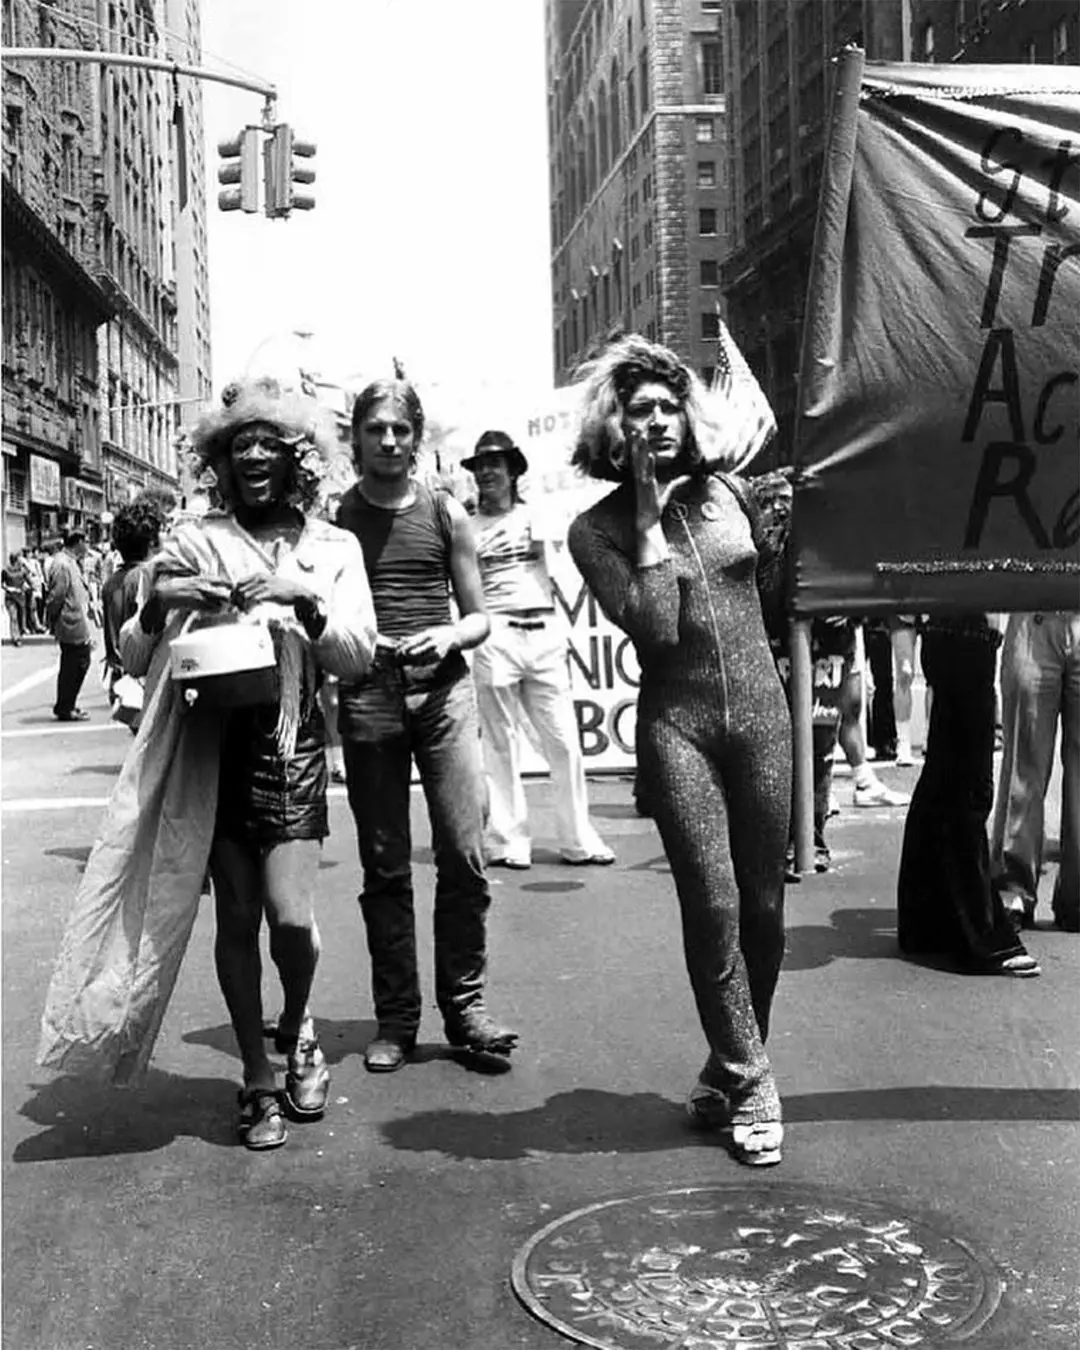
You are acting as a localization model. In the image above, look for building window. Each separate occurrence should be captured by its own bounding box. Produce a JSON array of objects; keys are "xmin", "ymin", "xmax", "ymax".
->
[
  {"xmin": 701, "ymin": 0, "xmax": 721, "ymax": 11},
  {"xmin": 645, "ymin": 270, "xmax": 654, "ymax": 298},
  {"xmin": 643, "ymin": 173, "xmax": 652, "ymax": 200},
  {"xmin": 695, "ymin": 116, "xmax": 715, "ymax": 143},
  {"xmin": 700, "ymin": 365, "xmax": 716, "ymax": 386},
  {"xmin": 699, "ymin": 207, "xmax": 718, "ymax": 235},
  {"xmin": 700, "ymin": 259, "xmax": 719, "ymax": 287},
  {"xmin": 643, "ymin": 219, "xmax": 653, "ymax": 246},
  {"xmin": 697, "ymin": 160, "xmax": 716, "ymax": 188},
  {"xmin": 1053, "ymin": 19, "xmax": 1069, "ymax": 62},
  {"xmin": 627, "ymin": 71, "xmax": 637, "ymax": 129},
  {"xmin": 701, "ymin": 40, "xmax": 723, "ymax": 96},
  {"xmin": 639, "ymin": 47, "xmax": 650, "ymax": 114},
  {"xmin": 702, "ymin": 312, "xmax": 720, "ymax": 339}
]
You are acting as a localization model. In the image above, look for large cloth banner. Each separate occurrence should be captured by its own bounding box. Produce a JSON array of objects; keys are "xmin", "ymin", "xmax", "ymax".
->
[{"xmin": 793, "ymin": 61, "xmax": 1080, "ymax": 615}]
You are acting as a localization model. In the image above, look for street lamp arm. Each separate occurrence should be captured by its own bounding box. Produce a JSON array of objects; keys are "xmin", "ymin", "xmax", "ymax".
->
[{"xmin": 1, "ymin": 46, "xmax": 277, "ymax": 109}]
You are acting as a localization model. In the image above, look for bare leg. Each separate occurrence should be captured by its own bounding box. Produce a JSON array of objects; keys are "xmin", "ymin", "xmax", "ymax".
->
[
  {"xmin": 210, "ymin": 836, "xmax": 275, "ymax": 1092},
  {"xmin": 262, "ymin": 838, "xmax": 322, "ymax": 1041}
]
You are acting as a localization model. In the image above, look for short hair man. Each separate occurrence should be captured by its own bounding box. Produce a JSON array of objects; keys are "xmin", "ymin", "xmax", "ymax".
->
[
  {"xmin": 44, "ymin": 530, "xmax": 93, "ymax": 721},
  {"xmin": 335, "ymin": 376, "xmax": 517, "ymax": 1072},
  {"xmin": 465, "ymin": 429, "xmax": 614, "ymax": 869}
]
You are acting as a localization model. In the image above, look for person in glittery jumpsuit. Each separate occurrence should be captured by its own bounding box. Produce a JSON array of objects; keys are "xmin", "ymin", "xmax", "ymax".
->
[{"xmin": 568, "ymin": 335, "xmax": 790, "ymax": 1167}]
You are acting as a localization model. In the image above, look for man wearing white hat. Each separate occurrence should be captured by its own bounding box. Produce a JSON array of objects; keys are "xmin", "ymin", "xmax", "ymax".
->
[{"xmin": 465, "ymin": 430, "xmax": 614, "ymax": 870}]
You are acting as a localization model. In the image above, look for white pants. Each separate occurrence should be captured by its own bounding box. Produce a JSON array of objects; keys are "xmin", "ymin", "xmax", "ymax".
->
[{"xmin": 474, "ymin": 615, "xmax": 609, "ymax": 863}]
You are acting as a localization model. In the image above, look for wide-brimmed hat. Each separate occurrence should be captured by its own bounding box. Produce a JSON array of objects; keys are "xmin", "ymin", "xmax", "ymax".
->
[{"xmin": 461, "ymin": 429, "xmax": 529, "ymax": 478}]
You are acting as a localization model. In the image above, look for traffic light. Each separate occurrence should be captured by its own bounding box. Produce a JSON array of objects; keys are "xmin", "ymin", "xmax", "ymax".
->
[
  {"xmin": 217, "ymin": 128, "xmax": 260, "ymax": 213},
  {"xmin": 264, "ymin": 123, "xmax": 316, "ymax": 219}
]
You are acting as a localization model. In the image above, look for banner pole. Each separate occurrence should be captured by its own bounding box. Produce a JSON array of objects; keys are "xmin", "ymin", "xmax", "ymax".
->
[
  {"xmin": 790, "ymin": 618, "xmax": 815, "ymax": 874},
  {"xmin": 790, "ymin": 44, "xmax": 865, "ymax": 874}
]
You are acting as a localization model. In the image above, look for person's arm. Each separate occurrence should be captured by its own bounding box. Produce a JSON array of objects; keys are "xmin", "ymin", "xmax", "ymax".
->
[
  {"xmin": 306, "ymin": 534, "xmax": 377, "ymax": 679},
  {"xmin": 567, "ymin": 512, "xmax": 681, "ymax": 651},
  {"xmin": 43, "ymin": 558, "xmax": 70, "ymax": 627},
  {"xmin": 396, "ymin": 495, "xmax": 490, "ymax": 664}
]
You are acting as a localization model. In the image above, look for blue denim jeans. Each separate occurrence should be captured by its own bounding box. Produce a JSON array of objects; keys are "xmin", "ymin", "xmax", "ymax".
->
[{"xmin": 339, "ymin": 662, "xmax": 491, "ymax": 1038}]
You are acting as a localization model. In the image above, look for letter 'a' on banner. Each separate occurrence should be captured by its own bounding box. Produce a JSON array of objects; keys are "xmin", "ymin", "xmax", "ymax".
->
[{"xmin": 791, "ymin": 55, "xmax": 1080, "ymax": 616}]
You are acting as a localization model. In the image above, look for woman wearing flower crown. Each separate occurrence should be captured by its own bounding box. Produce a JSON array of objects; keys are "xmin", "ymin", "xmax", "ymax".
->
[
  {"xmin": 567, "ymin": 334, "xmax": 790, "ymax": 1168},
  {"xmin": 38, "ymin": 375, "xmax": 376, "ymax": 1151}
]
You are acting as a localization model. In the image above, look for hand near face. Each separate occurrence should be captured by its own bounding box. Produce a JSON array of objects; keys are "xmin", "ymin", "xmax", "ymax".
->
[{"xmin": 629, "ymin": 427, "xmax": 692, "ymax": 530}]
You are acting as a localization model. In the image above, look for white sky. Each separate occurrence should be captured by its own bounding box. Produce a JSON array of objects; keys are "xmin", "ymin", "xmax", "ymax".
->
[{"xmin": 200, "ymin": 0, "xmax": 554, "ymax": 423}]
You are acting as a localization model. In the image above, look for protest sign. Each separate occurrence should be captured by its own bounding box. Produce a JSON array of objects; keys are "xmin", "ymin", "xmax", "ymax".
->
[
  {"xmin": 793, "ymin": 60, "xmax": 1080, "ymax": 615},
  {"xmin": 454, "ymin": 386, "xmax": 639, "ymax": 773}
]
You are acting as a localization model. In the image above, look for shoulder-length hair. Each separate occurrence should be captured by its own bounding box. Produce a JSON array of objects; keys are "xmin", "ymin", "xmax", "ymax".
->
[{"xmin": 570, "ymin": 334, "xmax": 732, "ymax": 483}]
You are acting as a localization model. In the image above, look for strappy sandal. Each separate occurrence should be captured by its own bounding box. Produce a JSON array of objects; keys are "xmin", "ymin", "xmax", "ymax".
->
[
  {"xmin": 723, "ymin": 1121, "xmax": 783, "ymax": 1167},
  {"xmin": 237, "ymin": 1089, "xmax": 288, "ymax": 1151}
]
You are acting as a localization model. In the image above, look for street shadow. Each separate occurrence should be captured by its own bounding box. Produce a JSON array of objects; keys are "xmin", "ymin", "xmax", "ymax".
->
[
  {"xmin": 12, "ymin": 1069, "xmax": 240, "ymax": 1160},
  {"xmin": 183, "ymin": 1016, "xmax": 378, "ymax": 1067},
  {"xmin": 783, "ymin": 907, "xmax": 898, "ymax": 971},
  {"xmin": 380, "ymin": 1084, "xmax": 1080, "ymax": 1161},
  {"xmin": 520, "ymin": 880, "xmax": 587, "ymax": 895},
  {"xmin": 628, "ymin": 852, "xmax": 672, "ymax": 874},
  {"xmin": 590, "ymin": 802, "xmax": 647, "ymax": 821},
  {"xmin": 181, "ymin": 1017, "xmax": 513, "ymax": 1076},
  {"xmin": 43, "ymin": 845, "xmax": 92, "ymax": 872}
]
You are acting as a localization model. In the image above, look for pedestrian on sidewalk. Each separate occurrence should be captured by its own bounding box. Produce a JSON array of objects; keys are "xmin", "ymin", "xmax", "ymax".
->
[
  {"xmin": 2, "ymin": 551, "xmax": 28, "ymax": 645},
  {"xmin": 44, "ymin": 530, "xmax": 94, "ymax": 720},
  {"xmin": 837, "ymin": 644, "xmax": 910, "ymax": 810},
  {"xmin": 465, "ymin": 429, "xmax": 614, "ymax": 871},
  {"xmin": 991, "ymin": 611, "xmax": 1080, "ymax": 933},
  {"xmin": 335, "ymin": 373, "xmax": 518, "ymax": 1074},
  {"xmin": 568, "ymin": 334, "xmax": 790, "ymax": 1168},
  {"xmin": 38, "ymin": 374, "xmax": 377, "ymax": 1151},
  {"xmin": 23, "ymin": 547, "xmax": 45, "ymax": 633},
  {"xmin": 100, "ymin": 497, "xmax": 166, "ymax": 730},
  {"xmin": 897, "ymin": 614, "xmax": 1039, "ymax": 976}
]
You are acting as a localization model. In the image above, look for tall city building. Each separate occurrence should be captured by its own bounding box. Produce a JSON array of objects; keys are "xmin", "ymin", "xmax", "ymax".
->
[
  {"xmin": 720, "ymin": 0, "xmax": 907, "ymax": 462},
  {"xmin": 94, "ymin": 0, "xmax": 184, "ymax": 516},
  {"xmin": 720, "ymin": 0, "xmax": 1077, "ymax": 462},
  {"xmin": 2, "ymin": 0, "xmax": 113, "ymax": 555},
  {"xmin": 1, "ymin": 0, "xmax": 211, "ymax": 559},
  {"xmin": 163, "ymin": 0, "xmax": 212, "ymax": 445},
  {"xmin": 546, "ymin": 0, "xmax": 731, "ymax": 387}
]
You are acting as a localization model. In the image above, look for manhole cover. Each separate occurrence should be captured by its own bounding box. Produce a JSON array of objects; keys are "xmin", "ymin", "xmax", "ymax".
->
[{"xmin": 511, "ymin": 1185, "xmax": 1002, "ymax": 1348}]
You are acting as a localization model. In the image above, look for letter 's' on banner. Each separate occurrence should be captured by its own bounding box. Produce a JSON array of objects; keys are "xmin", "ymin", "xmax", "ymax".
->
[{"xmin": 792, "ymin": 58, "xmax": 1080, "ymax": 614}]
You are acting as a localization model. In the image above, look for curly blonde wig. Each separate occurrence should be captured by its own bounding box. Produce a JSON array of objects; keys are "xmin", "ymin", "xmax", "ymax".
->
[
  {"xmin": 570, "ymin": 334, "xmax": 734, "ymax": 483},
  {"xmin": 189, "ymin": 375, "xmax": 337, "ymax": 512}
]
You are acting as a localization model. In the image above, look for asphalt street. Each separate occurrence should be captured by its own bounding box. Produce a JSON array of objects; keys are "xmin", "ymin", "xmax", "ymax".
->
[{"xmin": 2, "ymin": 636, "xmax": 1077, "ymax": 1350}]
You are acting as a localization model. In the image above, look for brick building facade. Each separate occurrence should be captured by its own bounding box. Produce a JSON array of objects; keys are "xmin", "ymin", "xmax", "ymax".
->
[
  {"xmin": 1, "ymin": 0, "xmax": 210, "ymax": 558},
  {"xmin": 1, "ymin": 0, "xmax": 113, "ymax": 555},
  {"xmin": 546, "ymin": 0, "xmax": 731, "ymax": 387},
  {"xmin": 720, "ymin": 0, "xmax": 1077, "ymax": 465}
]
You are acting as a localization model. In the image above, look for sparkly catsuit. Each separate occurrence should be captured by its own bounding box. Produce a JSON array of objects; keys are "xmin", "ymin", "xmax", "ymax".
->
[{"xmin": 569, "ymin": 473, "xmax": 791, "ymax": 1123}]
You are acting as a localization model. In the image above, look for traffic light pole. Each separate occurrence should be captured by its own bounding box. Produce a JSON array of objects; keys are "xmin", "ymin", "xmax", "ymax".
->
[{"xmin": 0, "ymin": 46, "xmax": 278, "ymax": 122}]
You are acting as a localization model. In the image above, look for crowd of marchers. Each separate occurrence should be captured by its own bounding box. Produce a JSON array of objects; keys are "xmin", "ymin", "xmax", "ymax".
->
[{"xmin": 27, "ymin": 333, "xmax": 1077, "ymax": 1165}]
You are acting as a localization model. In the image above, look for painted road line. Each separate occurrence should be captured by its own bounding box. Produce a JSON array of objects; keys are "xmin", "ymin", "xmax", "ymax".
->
[
  {"xmin": 2, "ymin": 796, "xmax": 111, "ymax": 811},
  {"xmin": 2, "ymin": 723, "xmax": 125, "ymax": 739},
  {"xmin": 0, "ymin": 665, "xmax": 56, "ymax": 705},
  {"xmin": 0, "ymin": 786, "xmax": 365, "ymax": 812}
]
